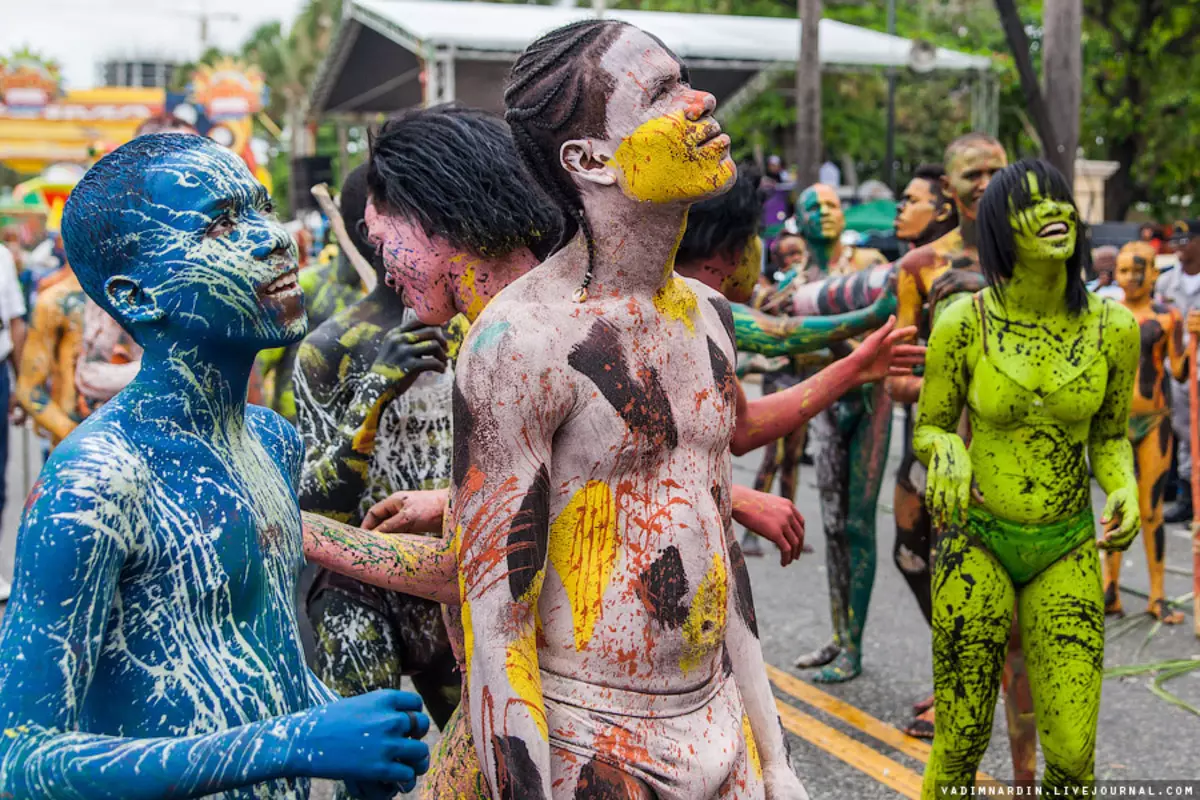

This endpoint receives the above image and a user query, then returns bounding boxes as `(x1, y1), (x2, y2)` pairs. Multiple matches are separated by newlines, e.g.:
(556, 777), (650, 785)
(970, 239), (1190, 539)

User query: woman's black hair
(503, 19), (632, 298)
(366, 104), (561, 260)
(976, 158), (1090, 315)
(677, 165), (762, 265)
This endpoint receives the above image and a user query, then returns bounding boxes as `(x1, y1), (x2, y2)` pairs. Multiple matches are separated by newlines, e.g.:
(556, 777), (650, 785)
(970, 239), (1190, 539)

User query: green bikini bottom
(966, 505), (1095, 587)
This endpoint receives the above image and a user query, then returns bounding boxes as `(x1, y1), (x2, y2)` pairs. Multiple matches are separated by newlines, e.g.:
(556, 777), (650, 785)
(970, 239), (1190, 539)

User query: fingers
(362, 498), (402, 531)
(866, 315), (897, 343)
(375, 514), (414, 534)
(381, 688), (425, 712)
(385, 738), (429, 764)
(883, 325), (919, 344)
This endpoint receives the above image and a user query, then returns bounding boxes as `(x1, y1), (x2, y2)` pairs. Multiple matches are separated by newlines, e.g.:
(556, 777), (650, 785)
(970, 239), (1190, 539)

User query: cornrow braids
(504, 19), (629, 302)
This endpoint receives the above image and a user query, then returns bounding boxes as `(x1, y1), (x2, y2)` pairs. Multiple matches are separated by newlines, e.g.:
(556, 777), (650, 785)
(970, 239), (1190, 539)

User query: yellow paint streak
(338, 321), (381, 350)
(344, 457), (369, 481)
(721, 235), (762, 303)
(459, 524), (473, 677)
(458, 260), (487, 322)
(653, 277), (698, 334)
(774, 698), (922, 799)
(611, 111), (735, 205)
(505, 626), (548, 741)
(766, 665), (994, 784)
(742, 713), (762, 779)
(445, 314), (470, 360)
(679, 553), (727, 674)
(337, 353), (353, 383)
(548, 480), (620, 651)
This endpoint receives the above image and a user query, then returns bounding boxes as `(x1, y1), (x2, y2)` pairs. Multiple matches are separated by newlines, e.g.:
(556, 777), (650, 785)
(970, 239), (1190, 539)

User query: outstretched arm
(733, 291), (896, 358)
(730, 317), (922, 456)
(302, 512), (459, 605)
(1091, 305), (1141, 550)
(454, 318), (571, 800)
(912, 297), (975, 527)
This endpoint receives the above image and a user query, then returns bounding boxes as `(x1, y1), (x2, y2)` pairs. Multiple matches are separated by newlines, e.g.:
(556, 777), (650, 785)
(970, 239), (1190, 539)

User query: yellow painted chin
(721, 236), (762, 304)
(612, 111), (735, 204)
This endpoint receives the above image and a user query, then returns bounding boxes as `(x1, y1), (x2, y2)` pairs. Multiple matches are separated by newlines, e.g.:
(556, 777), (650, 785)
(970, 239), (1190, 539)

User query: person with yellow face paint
(1103, 241), (1188, 623)
(915, 159), (1140, 795)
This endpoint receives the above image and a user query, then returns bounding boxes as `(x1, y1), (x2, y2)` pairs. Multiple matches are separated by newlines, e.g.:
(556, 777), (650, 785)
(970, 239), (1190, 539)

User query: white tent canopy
(310, 0), (993, 118)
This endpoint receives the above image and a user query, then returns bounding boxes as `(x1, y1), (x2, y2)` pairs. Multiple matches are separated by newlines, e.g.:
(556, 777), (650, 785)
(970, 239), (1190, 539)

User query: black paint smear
(507, 464), (551, 602)
(638, 546), (689, 628)
(728, 539), (759, 637)
(568, 320), (678, 449)
(1159, 412), (1172, 456)
(722, 647), (733, 676)
(708, 295), (736, 349)
(1137, 319), (1164, 400)
(574, 758), (653, 799)
(493, 734), (547, 800)
(707, 337), (738, 409)
(452, 380), (474, 487)
(1152, 522), (1165, 563)
(1151, 468), (1169, 510)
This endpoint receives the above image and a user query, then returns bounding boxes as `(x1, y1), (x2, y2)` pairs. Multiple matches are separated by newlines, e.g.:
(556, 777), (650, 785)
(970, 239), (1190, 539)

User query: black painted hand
(928, 269), (986, 315)
(369, 318), (449, 398)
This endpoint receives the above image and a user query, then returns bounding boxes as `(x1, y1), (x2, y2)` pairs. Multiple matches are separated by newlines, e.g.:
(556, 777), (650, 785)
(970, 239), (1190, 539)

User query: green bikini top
(968, 291), (1110, 429)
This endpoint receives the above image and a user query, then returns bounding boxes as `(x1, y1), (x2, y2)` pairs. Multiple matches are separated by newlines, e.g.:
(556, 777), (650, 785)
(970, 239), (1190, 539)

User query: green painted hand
(1098, 486), (1140, 552)
(925, 434), (971, 528)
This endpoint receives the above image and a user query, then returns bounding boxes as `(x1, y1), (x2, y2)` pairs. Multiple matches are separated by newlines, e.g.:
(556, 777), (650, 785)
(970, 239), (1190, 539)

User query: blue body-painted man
(0, 134), (430, 800)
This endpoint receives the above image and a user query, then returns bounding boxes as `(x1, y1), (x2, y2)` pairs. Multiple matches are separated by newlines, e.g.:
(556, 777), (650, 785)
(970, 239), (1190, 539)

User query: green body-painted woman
(914, 160), (1140, 794)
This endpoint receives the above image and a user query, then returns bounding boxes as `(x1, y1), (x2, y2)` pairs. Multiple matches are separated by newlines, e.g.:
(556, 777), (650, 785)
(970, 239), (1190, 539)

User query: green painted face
(1009, 173), (1077, 264)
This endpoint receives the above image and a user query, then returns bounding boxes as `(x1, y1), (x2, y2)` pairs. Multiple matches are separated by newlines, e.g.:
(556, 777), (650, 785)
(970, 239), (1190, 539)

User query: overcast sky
(1, 0), (310, 90)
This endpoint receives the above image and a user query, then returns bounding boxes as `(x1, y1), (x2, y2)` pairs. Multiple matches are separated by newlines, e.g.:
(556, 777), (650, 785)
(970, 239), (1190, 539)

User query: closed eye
(206, 211), (235, 238)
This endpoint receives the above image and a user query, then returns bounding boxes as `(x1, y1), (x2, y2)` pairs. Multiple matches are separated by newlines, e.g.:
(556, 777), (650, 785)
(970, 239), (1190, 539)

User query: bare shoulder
(1097, 295), (1139, 354)
(248, 404), (304, 480)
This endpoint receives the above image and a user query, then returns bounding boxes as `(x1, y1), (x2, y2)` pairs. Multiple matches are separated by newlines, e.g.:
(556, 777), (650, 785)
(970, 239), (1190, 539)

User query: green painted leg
(921, 528), (1015, 799)
(1017, 539), (1104, 792)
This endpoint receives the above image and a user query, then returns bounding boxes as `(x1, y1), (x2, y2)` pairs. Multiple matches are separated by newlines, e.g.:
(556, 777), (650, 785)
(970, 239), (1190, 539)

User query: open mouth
(258, 268), (300, 299)
(1037, 221), (1070, 239)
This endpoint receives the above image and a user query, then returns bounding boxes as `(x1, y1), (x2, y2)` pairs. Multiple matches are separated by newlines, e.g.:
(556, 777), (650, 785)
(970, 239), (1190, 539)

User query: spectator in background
(819, 151), (841, 187)
(1089, 245), (1123, 300)
(1140, 223), (1164, 254)
(0, 240), (26, 602)
(1157, 235), (1200, 523)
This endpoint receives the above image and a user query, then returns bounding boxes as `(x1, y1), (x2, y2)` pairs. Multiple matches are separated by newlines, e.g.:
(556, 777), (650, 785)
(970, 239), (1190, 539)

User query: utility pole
(795, 0), (822, 187)
(1042, 0), (1081, 183)
(884, 0), (897, 192)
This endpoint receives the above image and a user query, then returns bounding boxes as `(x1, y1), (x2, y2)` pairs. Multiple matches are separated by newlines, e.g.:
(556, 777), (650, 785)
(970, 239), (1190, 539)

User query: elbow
(730, 431), (754, 457)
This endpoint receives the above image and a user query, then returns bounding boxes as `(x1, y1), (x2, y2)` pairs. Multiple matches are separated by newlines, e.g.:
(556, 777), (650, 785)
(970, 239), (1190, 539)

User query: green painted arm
(732, 291), (897, 358)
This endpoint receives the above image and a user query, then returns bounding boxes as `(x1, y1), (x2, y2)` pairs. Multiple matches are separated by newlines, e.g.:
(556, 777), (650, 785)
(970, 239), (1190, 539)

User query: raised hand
(1098, 485), (1140, 552)
(362, 489), (449, 533)
(289, 689), (431, 793)
(732, 488), (805, 566)
(369, 317), (449, 397)
(849, 315), (924, 384)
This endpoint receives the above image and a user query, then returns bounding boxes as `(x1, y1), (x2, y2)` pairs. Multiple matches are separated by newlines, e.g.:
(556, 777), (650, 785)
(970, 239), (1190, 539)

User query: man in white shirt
(1155, 236), (1200, 523)
(0, 243), (27, 602)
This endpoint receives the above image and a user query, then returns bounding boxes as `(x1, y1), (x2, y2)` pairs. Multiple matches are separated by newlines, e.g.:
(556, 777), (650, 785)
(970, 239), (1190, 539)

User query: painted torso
(895, 228), (974, 333)
(955, 291), (1126, 523)
(460, 272), (739, 693)
(1125, 301), (1180, 417)
(2, 377), (313, 797)
(18, 274), (86, 443)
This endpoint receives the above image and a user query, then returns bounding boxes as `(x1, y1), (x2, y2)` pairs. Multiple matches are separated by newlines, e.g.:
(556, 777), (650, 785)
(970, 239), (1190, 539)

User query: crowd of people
(0, 16), (1189, 800)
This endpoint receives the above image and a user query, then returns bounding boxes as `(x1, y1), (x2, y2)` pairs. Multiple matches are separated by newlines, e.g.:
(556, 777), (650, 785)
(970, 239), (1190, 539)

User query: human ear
(560, 139), (617, 188)
(935, 198), (954, 223)
(105, 275), (166, 325)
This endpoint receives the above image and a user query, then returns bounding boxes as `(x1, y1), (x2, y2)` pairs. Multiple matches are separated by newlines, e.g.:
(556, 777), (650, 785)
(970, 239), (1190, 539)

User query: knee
(1042, 734), (1095, 788)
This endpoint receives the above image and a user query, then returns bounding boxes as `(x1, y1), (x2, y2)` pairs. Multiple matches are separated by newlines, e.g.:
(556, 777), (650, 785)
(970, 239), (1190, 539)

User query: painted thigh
(422, 702), (488, 800)
(922, 529), (1015, 800)
(1017, 539), (1104, 791)
(777, 423), (808, 504)
(893, 473), (933, 625)
(308, 585), (404, 698)
(1136, 423), (1172, 595)
(812, 405), (852, 647)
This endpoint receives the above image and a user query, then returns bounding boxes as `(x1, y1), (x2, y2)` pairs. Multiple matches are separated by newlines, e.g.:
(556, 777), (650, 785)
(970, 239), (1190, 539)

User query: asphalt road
(2, 401), (1197, 799)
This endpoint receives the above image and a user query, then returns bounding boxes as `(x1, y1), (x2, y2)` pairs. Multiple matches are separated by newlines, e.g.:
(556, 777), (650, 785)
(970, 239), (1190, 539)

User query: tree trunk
(795, 0), (822, 187)
(1042, 0), (1081, 182)
(993, 0), (1056, 165)
(1104, 137), (1139, 221)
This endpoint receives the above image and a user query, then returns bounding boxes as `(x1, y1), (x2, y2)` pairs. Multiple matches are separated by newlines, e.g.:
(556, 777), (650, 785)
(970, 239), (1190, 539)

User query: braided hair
(504, 19), (629, 301)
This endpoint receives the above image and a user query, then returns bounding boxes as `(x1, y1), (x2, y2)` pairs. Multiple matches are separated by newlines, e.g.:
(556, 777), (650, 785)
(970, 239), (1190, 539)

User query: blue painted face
(104, 137), (305, 352)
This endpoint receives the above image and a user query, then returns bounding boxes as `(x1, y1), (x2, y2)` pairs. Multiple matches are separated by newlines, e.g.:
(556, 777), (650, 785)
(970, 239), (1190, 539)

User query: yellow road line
(775, 697), (924, 799)
(767, 664), (996, 784)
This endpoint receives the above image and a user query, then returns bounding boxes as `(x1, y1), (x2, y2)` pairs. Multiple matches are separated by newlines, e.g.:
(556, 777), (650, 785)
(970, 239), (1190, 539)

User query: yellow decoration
(505, 627), (548, 741)
(653, 276), (698, 334)
(548, 480), (620, 651)
(742, 713), (763, 779)
(458, 260), (487, 323)
(721, 235), (763, 303)
(680, 553), (727, 675)
(611, 111), (735, 205)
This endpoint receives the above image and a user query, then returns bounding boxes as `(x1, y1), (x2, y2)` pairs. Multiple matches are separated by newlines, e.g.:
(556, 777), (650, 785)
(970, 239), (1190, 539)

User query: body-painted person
(295, 111), (560, 732)
(15, 267), (85, 447)
(448, 20), (918, 799)
(914, 159), (1140, 796)
(1102, 241), (1187, 623)
(791, 182), (896, 683)
(0, 134), (431, 800)
(672, 168), (896, 561)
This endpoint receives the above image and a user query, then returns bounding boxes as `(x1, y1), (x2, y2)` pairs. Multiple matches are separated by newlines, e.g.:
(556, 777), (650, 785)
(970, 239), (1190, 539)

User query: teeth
(264, 273), (298, 294)
(1039, 222), (1068, 237)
